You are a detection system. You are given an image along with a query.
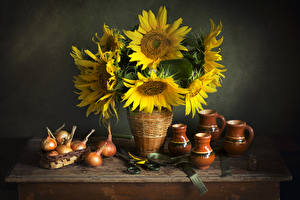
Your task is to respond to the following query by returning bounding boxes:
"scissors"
[116,148,160,174]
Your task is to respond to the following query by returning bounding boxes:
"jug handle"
[217,114,226,135]
[245,125,254,146]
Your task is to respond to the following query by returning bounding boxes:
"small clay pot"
[198,109,226,142]
[223,120,254,157]
[168,124,191,156]
[190,133,215,170]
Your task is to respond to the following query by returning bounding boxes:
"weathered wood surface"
[18,182,280,200]
[6,136,292,183]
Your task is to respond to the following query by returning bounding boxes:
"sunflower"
[185,70,218,117]
[93,24,125,62]
[124,6,191,70]
[122,71,187,113]
[203,19,226,88]
[70,44,120,122]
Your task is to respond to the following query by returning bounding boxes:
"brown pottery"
[190,133,215,170]
[198,109,226,142]
[168,124,191,156]
[223,120,254,157]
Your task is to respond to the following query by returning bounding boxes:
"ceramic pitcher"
[168,124,191,155]
[198,109,226,142]
[190,133,215,170]
[223,120,254,156]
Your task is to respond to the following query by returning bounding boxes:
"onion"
[96,122,116,157]
[71,129,95,151]
[56,127,70,145]
[85,142,106,167]
[56,126,76,154]
[54,123,69,145]
[41,127,57,151]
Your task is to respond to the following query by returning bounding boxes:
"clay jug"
[190,133,215,170]
[168,124,191,155]
[198,109,226,142]
[223,120,254,156]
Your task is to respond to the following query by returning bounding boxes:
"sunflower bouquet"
[70,6,226,125]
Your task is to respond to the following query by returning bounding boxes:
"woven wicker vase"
[127,109,173,157]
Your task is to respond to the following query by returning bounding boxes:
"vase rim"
[195,132,211,139]
[198,109,216,115]
[172,123,186,129]
[227,120,246,126]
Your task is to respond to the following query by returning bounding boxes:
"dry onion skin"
[71,129,95,151]
[97,122,116,157]
[56,130,70,145]
[56,126,76,154]
[41,127,57,151]
[85,152,103,167]
[85,142,106,167]
[54,123,70,145]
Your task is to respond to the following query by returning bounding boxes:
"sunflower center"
[105,36,118,51]
[140,32,170,60]
[98,64,111,91]
[138,81,167,96]
[152,39,161,49]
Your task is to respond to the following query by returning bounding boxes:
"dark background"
[0,0,299,199]
[1,0,299,138]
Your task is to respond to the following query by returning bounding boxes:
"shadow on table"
[272,135,300,200]
[0,138,27,200]
[280,151,300,200]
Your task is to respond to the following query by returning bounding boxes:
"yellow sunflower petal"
[74,59,99,68]
[100,93,113,101]
[71,46,83,59]
[167,18,183,35]
[137,26,147,34]
[139,95,148,111]
[148,10,158,29]
[122,88,135,101]
[139,10,151,32]
[124,30,143,42]
[84,49,98,62]
[123,78,136,84]
[86,104,96,117]
[137,72,147,81]
[131,94,141,111]
[157,6,167,29]
[185,97,192,115]
[123,82,134,88]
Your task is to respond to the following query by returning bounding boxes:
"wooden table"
[6,136,292,200]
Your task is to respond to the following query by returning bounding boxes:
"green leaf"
[192,52,199,63]
[159,58,193,85]
[113,80,124,91]
[184,38,197,47]
[124,72,136,80]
